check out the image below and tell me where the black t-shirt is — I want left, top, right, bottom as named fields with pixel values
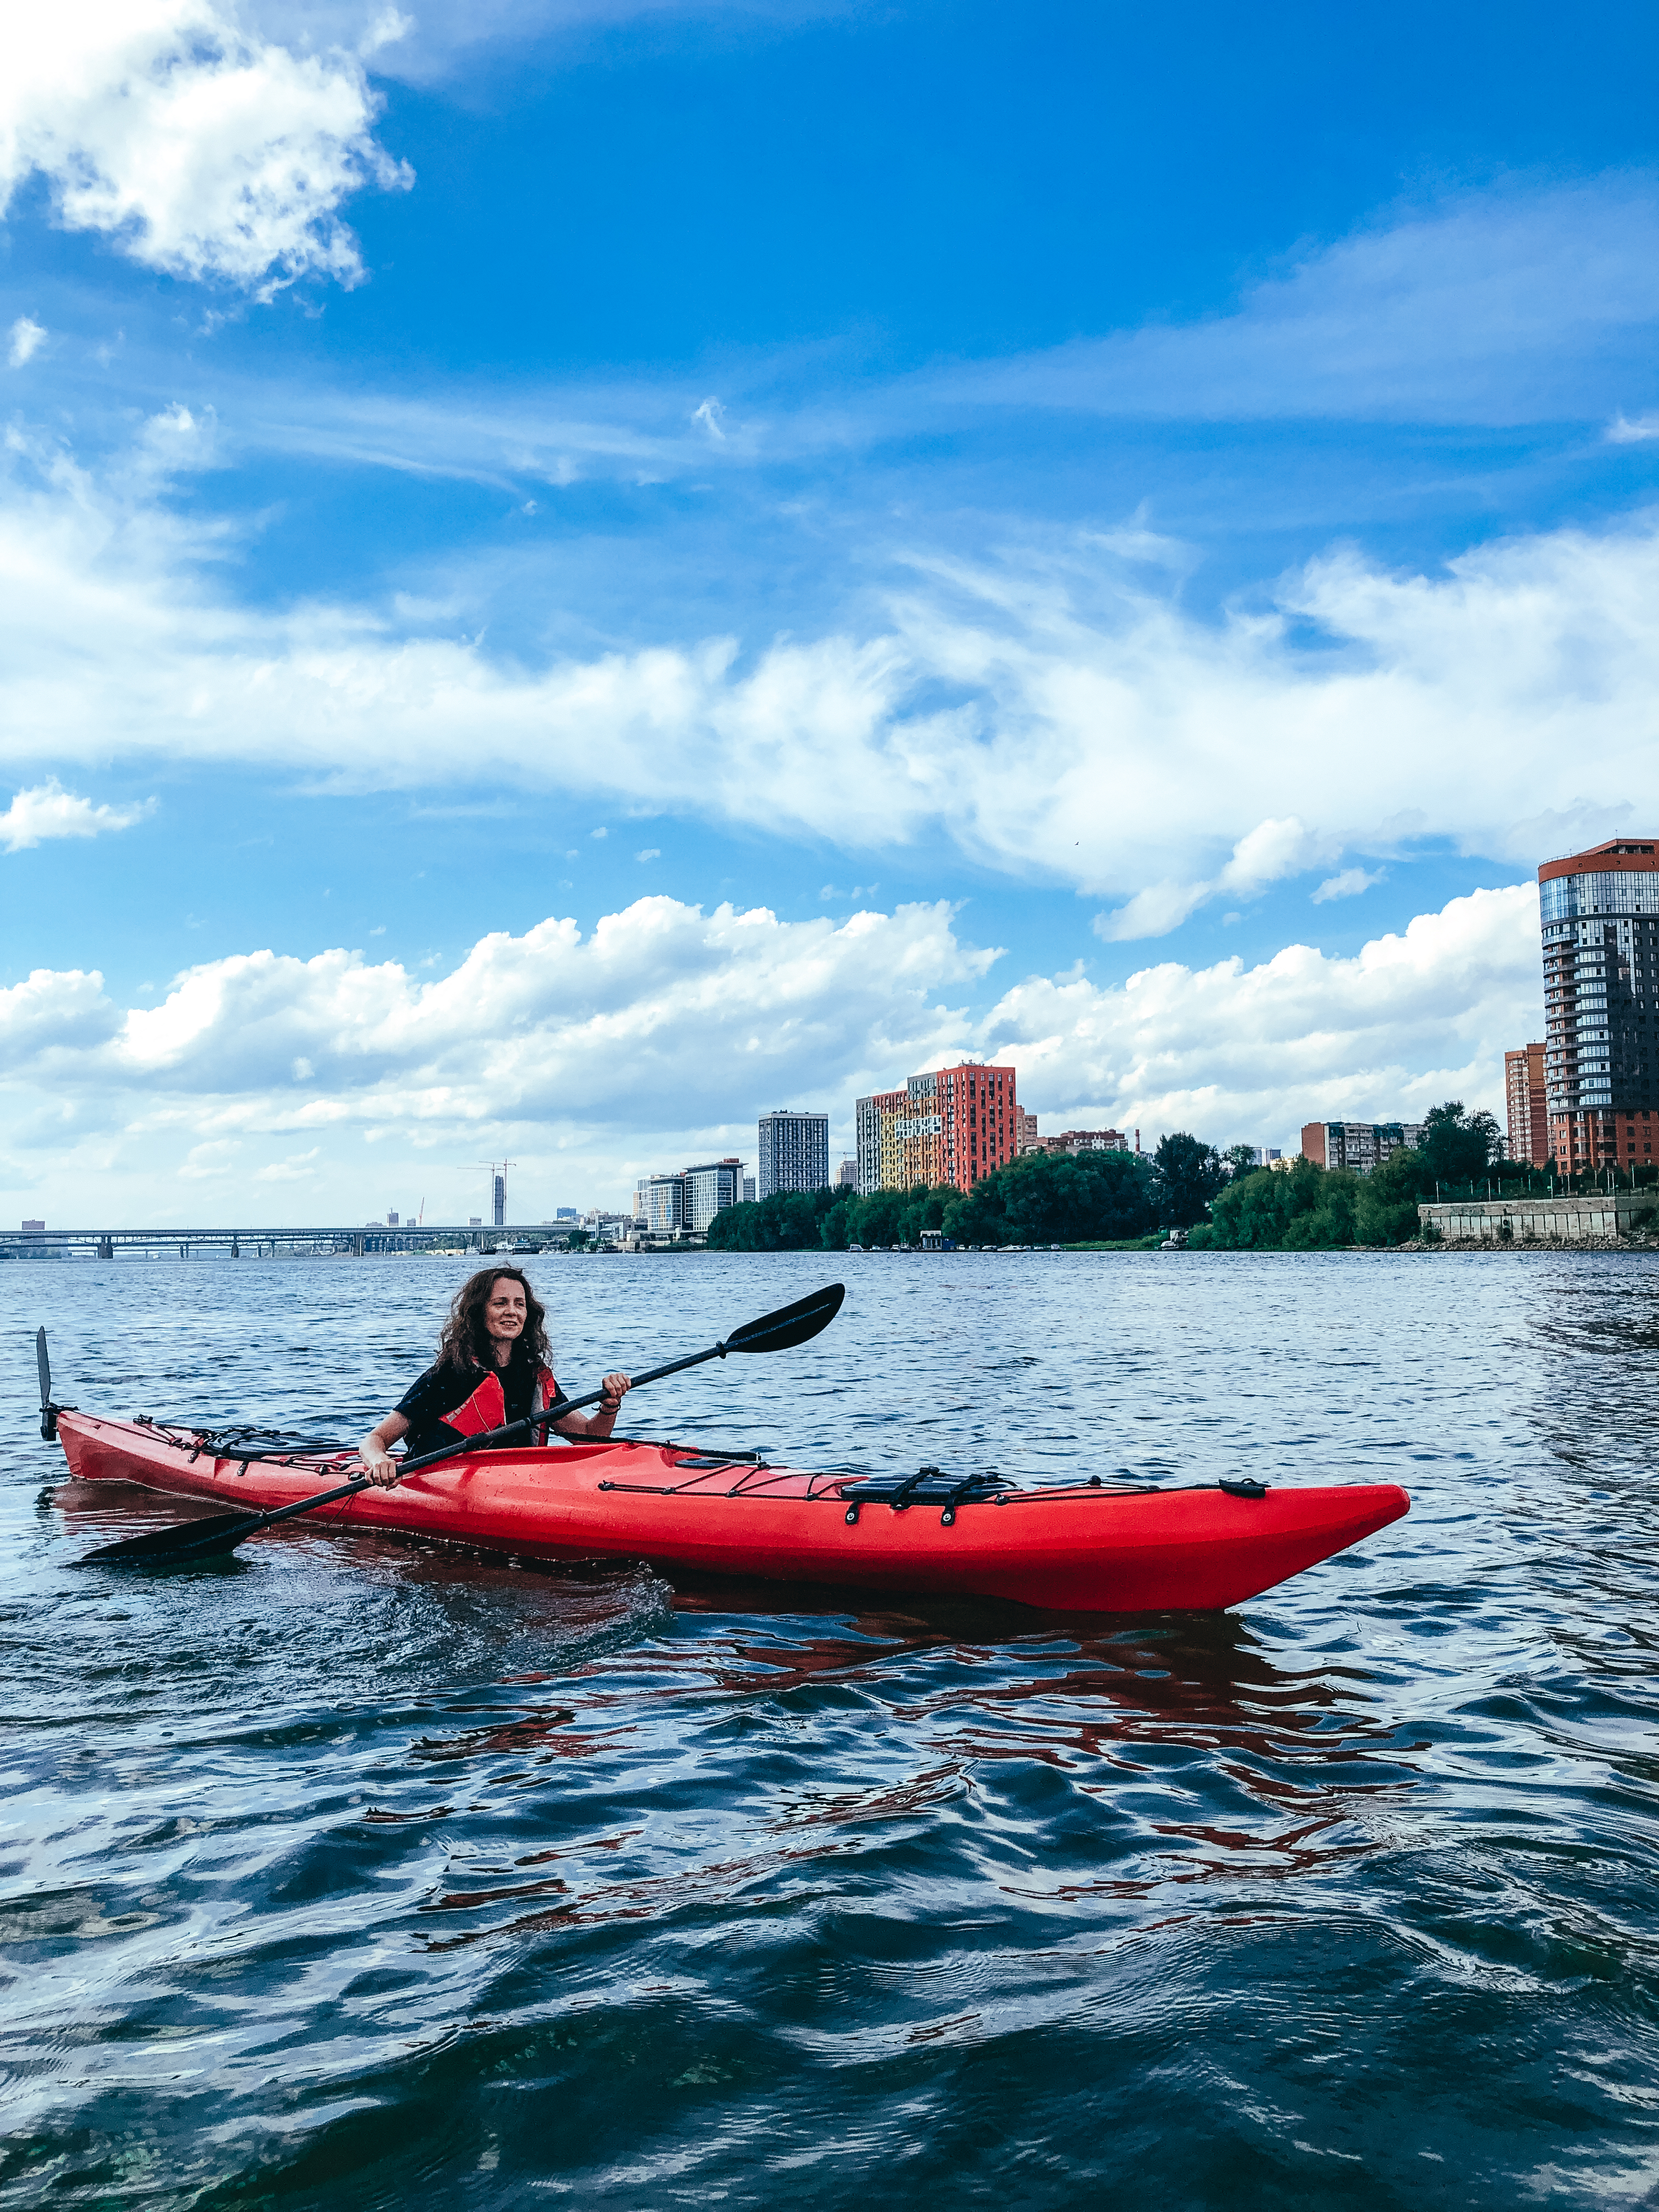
left=396, top=1350, right=544, bottom=1459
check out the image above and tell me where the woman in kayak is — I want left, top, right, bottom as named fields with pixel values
left=359, top=1265, right=631, bottom=1486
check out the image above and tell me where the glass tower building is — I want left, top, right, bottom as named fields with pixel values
left=1539, top=837, right=1659, bottom=1173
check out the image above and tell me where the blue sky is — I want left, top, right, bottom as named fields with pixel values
left=4, top=0, right=1659, bottom=1222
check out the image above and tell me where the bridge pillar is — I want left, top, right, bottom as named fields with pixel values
left=97, top=1237, right=114, bottom=1260
left=231, top=1236, right=240, bottom=1258
left=353, top=1234, right=365, bottom=1256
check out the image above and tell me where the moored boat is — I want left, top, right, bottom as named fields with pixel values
left=56, top=1410, right=1409, bottom=1612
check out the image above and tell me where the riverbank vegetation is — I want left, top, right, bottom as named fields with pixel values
left=1190, top=1102, right=1504, bottom=1249
left=706, top=1137, right=1220, bottom=1250
left=705, top=1102, right=1520, bottom=1253
left=706, top=1150, right=1146, bottom=1250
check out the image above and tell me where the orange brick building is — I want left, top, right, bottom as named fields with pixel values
left=1504, top=1043, right=1547, bottom=1166
left=1539, top=838, right=1659, bottom=1173
left=856, top=1062, right=1020, bottom=1195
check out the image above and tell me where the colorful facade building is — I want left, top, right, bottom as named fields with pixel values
left=854, top=1087, right=906, bottom=1195
left=856, top=1062, right=1021, bottom=1195
left=1504, top=1043, right=1548, bottom=1167
left=1539, top=837, right=1659, bottom=1173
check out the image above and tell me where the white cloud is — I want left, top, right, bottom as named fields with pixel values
left=0, top=967, right=123, bottom=1059
left=6, top=419, right=1659, bottom=909
left=1607, top=414, right=1659, bottom=444
left=0, top=779, right=151, bottom=853
left=1312, top=865, right=1386, bottom=903
left=1096, top=817, right=1335, bottom=941
left=997, top=884, right=1538, bottom=1148
left=0, top=899, right=995, bottom=1221
left=0, top=885, right=1537, bottom=1220
left=0, top=0, right=411, bottom=294
left=255, top=1146, right=320, bottom=1181
left=179, top=1136, right=241, bottom=1177
left=1094, top=880, right=1210, bottom=943
left=933, top=182, right=1659, bottom=426
left=134, top=403, right=218, bottom=476
left=635, top=846, right=661, bottom=861
left=7, top=317, right=45, bottom=367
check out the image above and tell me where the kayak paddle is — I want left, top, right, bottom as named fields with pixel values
left=37, top=1327, right=70, bottom=1442
left=76, top=1280, right=847, bottom=1566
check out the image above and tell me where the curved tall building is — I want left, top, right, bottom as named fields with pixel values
left=1539, top=837, right=1659, bottom=1173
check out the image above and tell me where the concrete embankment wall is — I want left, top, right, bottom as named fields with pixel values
left=1418, top=1197, right=1659, bottom=1245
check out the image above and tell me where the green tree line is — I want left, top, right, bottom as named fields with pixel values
left=1190, top=1102, right=1503, bottom=1249
left=707, top=1137, right=1210, bottom=1251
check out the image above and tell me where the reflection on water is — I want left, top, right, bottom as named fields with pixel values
left=3, top=1250, right=1659, bottom=2209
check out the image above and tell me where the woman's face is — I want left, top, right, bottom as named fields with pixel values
left=484, top=1277, right=528, bottom=1350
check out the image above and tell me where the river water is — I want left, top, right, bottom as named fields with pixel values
left=3, top=1249, right=1657, bottom=2208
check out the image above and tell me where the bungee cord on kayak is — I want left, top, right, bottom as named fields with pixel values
left=129, top=1420, right=359, bottom=1465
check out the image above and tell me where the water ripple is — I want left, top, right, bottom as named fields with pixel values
left=3, top=1250, right=1658, bottom=2207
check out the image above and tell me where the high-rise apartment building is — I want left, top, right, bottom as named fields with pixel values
left=1505, top=1043, right=1548, bottom=1167
left=642, top=1174, right=689, bottom=1234
left=855, top=1088, right=905, bottom=1194
left=1539, top=838, right=1659, bottom=1172
left=640, top=1159, right=743, bottom=1233
left=854, top=1063, right=1020, bottom=1196
left=682, top=1159, right=744, bottom=1231
left=1301, top=1121, right=1425, bottom=1173
left=757, top=1111, right=830, bottom=1198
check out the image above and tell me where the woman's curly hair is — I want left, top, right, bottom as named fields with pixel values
left=437, top=1267, right=551, bottom=1374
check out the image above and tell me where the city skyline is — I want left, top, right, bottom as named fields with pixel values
left=4, top=6, right=1652, bottom=1223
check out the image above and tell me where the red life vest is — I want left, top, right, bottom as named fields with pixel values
left=439, top=1363, right=560, bottom=1438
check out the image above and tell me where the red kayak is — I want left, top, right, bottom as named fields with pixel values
left=57, top=1410, right=1409, bottom=1612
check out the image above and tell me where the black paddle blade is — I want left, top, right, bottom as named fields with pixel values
left=724, top=1282, right=845, bottom=1356
left=36, top=1327, right=55, bottom=1441
left=78, top=1510, right=265, bottom=1566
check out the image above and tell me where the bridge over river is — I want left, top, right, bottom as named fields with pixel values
left=0, top=1225, right=574, bottom=1261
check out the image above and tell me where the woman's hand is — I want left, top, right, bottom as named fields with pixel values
left=359, top=1425, right=404, bottom=1487
left=584, top=1372, right=633, bottom=1434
